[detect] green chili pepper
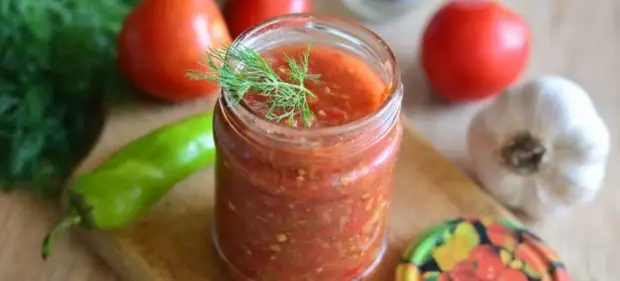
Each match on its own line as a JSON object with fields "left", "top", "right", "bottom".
{"left": 41, "top": 112, "right": 215, "bottom": 259}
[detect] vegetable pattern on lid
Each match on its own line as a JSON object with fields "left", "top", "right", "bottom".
{"left": 397, "top": 217, "right": 571, "bottom": 281}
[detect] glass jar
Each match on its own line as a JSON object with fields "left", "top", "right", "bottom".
{"left": 212, "top": 14, "right": 403, "bottom": 281}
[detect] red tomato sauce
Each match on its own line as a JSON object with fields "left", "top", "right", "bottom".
{"left": 213, "top": 43, "right": 401, "bottom": 280}
{"left": 244, "top": 44, "right": 389, "bottom": 128}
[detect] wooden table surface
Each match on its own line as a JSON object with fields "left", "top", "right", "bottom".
{"left": 1, "top": 0, "right": 618, "bottom": 280}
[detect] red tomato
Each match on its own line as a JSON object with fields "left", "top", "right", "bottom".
{"left": 117, "top": 0, "right": 231, "bottom": 102}
{"left": 224, "top": 0, "right": 312, "bottom": 39}
{"left": 420, "top": 0, "right": 531, "bottom": 102}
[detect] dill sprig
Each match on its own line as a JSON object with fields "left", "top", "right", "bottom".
{"left": 187, "top": 44, "right": 320, "bottom": 127}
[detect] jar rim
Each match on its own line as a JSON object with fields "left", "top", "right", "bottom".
{"left": 219, "top": 13, "right": 402, "bottom": 142}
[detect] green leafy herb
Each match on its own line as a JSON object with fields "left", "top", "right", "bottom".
{"left": 0, "top": 0, "right": 139, "bottom": 199}
{"left": 187, "top": 45, "right": 320, "bottom": 127}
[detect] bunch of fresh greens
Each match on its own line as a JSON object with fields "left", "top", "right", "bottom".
{"left": 0, "top": 0, "right": 139, "bottom": 199}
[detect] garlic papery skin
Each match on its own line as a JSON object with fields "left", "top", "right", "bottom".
{"left": 467, "top": 76, "right": 611, "bottom": 218}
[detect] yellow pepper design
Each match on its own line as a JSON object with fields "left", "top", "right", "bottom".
{"left": 431, "top": 222, "right": 480, "bottom": 271}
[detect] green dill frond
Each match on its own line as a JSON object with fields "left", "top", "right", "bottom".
{"left": 187, "top": 44, "right": 320, "bottom": 127}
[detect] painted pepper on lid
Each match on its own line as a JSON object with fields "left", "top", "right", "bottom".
{"left": 396, "top": 217, "right": 571, "bottom": 281}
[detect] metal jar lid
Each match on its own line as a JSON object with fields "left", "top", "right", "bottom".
{"left": 396, "top": 217, "right": 571, "bottom": 281}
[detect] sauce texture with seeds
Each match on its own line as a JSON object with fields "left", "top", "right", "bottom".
{"left": 213, "top": 43, "right": 402, "bottom": 280}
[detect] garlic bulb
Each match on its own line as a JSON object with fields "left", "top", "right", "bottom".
{"left": 467, "top": 76, "right": 610, "bottom": 218}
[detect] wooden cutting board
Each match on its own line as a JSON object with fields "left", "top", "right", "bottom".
{"left": 64, "top": 99, "right": 517, "bottom": 281}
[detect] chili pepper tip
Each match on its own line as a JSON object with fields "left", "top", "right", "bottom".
{"left": 41, "top": 214, "right": 82, "bottom": 260}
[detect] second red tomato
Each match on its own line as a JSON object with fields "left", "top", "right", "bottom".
{"left": 117, "top": 0, "right": 231, "bottom": 102}
{"left": 421, "top": 0, "right": 531, "bottom": 102}
{"left": 224, "top": 0, "right": 313, "bottom": 39}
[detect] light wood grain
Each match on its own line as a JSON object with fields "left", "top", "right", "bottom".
{"left": 1, "top": 0, "right": 618, "bottom": 280}
{"left": 66, "top": 99, "right": 514, "bottom": 281}
{"left": 0, "top": 192, "right": 116, "bottom": 281}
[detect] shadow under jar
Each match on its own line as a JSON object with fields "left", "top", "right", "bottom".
{"left": 212, "top": 14, "right": 403, "bottom": 281}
